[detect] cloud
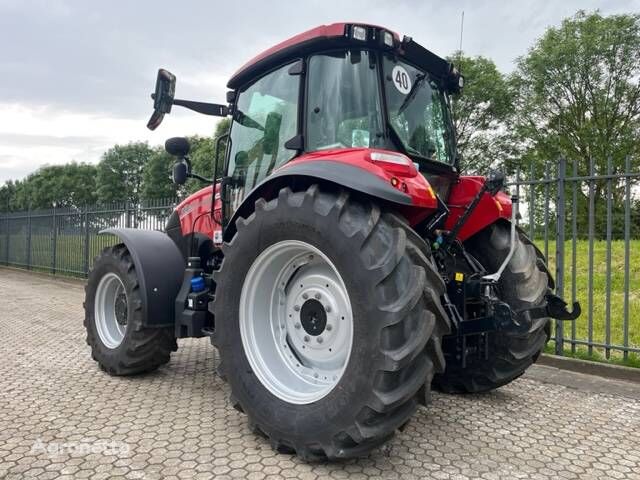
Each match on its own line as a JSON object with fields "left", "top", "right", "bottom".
{"left": 0, "top": 102, "right": 221, "bottom": 181}
{"left": 0, "top": 0, "right": 638, "bottom": 182}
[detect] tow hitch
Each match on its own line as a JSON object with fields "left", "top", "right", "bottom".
{"left": 447, "top": 279, "right": 580, "bottom": 335}
{"left": 444, "top": 272, "right": 581, "bottom": 367}
{"left": 521, "top": 293, "right": 581, "bottom": 322}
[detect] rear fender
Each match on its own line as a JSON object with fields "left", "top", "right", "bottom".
{"left": 444, "top": 176, "right": 512, "bottom": 241}
{"left": 100, "top": 228, "right": 185, "bottom": 327}
{"left": 224, "top": 152, "right": 439, "bottom": 242}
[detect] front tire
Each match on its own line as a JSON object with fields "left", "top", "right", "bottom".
{"left": 213, "top": 186, "right": 450, "bottom": 460}
{"left": 84, "top": 245, "right": 177, "bottom": 375}
{"left": 434, "top": 223, "right": 551, "bottom": 393}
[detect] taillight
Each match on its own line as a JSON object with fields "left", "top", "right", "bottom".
{"left": 368, "top": 150, "right": 418, "bottom": 177}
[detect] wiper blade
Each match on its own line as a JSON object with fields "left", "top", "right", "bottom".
{"left": 397, "top": 73, "right": 426, "bottom": 116}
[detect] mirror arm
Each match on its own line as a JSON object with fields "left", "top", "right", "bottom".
{"left": 188, "top": 172, "right": 213, "bottom": 183}
{"left": 172, "top": 99, "right": 229, "bottom": 117}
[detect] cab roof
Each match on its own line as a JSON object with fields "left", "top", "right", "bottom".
{"left": 227, "top": 22, "right": 460, "bottom": 93}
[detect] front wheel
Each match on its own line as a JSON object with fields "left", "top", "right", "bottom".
{"left": 213, "top": 186, "right": 450, "bottom": 460}
{"left": 84, "top": 245, "right": 177, "bottom": 375}
{"left": 434, "top": 223, "right": 551, "bottom": 393}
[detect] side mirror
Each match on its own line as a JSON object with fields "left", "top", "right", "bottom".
{"left": 165, "top": 137, "right": 190, "bottom": 158}
{"left": 172, "top": 162, "right": 188, "bottom": 185}
{"left": 486, "top": 170, "right": 505, "bottom": 196}
{"left": 147, "top": 69, "right": 176, "bottom": 130}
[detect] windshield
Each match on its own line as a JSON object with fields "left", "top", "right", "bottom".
{"left": 383, "top": 55, "right": 455, "bottom": 164}
{"left": 306, "top": 50, "right": 385, "bottom": 151}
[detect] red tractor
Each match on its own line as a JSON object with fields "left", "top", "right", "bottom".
{"left": 84, "top": 23, "right": 579, "bottom": 460}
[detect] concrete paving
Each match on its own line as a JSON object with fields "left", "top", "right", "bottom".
{"left": 1, "top": 266, "right": 639, "bottom": 480}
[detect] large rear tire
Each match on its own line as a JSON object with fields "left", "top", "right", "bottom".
{"left": 434, "top": 222, "right": 551, "bottom": 393}
{"left": 84, "top": 244, "right": 177, "bottom": 375}
{"left": 213, "top": 186, "right": 450, "bottom": 460}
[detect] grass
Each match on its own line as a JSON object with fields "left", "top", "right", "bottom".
{"left": 1, "top": 232, "right": 639, "bottom": 366}
{"left": 541, "top": 238, "right": 640, "bottom": 367}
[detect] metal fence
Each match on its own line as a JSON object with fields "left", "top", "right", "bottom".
{"left": 511, "top": 156, "right": 639, "bottom": 361}
{"left": 1, "top": 161, "right": 638, "bottom": 362}
{"left": 0, "top": 198, "right": 176, "bottom": 277}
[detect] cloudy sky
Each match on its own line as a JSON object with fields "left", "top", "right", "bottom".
{"left": 0, "top": 0, "right": 638, "bottom": 183}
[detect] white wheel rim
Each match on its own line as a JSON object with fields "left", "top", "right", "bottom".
{"left": 94, "top": 272, "right": 128, "bottom": 349}
{"left": 239, "top": 240, "right": 354, "bottom": 404}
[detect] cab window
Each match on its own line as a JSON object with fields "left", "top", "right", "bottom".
{"left": 306, "top": 50, "right": 384, "bottom": 151}
{"left": 226, "top": 63, "right": 300, "bottom": 212}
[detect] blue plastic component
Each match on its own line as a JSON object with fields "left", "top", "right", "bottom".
{"left": 190, "top": 276, "right": 206, "bottom": 293}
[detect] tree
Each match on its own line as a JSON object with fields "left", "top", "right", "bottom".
{"left": 448, "top": 53, "right": 514, "bottom": 173}
{"left": 0, "top": 180, "right": 18, "bottom": 212}
{"left": 512, "top": 10, "right": 640, "bottom": 236}
{"left": 141, "top": 147, "right": 177, "bottom": 200}
{"left": 187, "top": 118, "right": 231, "bottom": 194}
{"left": 0, "top": 164, "right": 98, "bottom": 211}
{"left": 97, "top": 142, "right": 154, "bottom": 206}
{"left": 32, "top": 163, "right": 98, "bottom": 209}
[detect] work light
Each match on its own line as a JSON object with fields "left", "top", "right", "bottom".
{"left": 352, "top": 25, "right": 367, "bottom": 41}
{"left": 383, "top": 31, "right": 394, "bottom": 47}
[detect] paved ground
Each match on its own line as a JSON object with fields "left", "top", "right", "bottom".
{"left": 1, "top": 267, "right": 640, "bottom": 480}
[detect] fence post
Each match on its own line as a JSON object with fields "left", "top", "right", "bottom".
{"left": 570, "top": 159, "right": 578, "bottom": 353}
{"left": 125, "top": 200, "right": 131, "bottom": 228}
{"left": 84, "top": 205, "right": 90, "bottom": 276}
{"left": 604, "top": 155, "right": 613, "bottom": 359}
{"left": 26, "top": 206, "right": 32, "bottom": 270}
{"left": 529, "top": 161, "right": 534, "bottom": 240}
{"left": 52, "top": 205, "right": 57, "bottom": 274}
{"left": 515, "top": 166, "right": 521, "bottom": 226}
{"left": 554, "top": 156, "right": 566, "bottom": 355}
{"left": 623, "top": 155, "right": 631, "bottom": 361}
{"left": 543, "top": 160, "right": 550, "bottom": 261}
{"left": 4, "top": 215, "right": 9, "bottom": 265}
{"left": 587, "top": 156, "right": 595, "bottom": 356}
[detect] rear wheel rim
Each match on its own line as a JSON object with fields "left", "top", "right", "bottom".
{"left": 240, "top": 240, "right": 354, "bottom": 405}
{"left": 94, "top": 272, "right": 128, "bottom": 349}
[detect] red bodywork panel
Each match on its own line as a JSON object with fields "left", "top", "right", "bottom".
{"left": 444, "top": 176, "right": 512, "bottom": 241}
{"left": 174, "top": 184, "right": 223, "bottom": 244}
{"left": 173, "top": 148, "right": 437, "bottom": 243}
{"left": 283, "top": 148, "right": 438, "bottom": 224}
{"left": 173, "top": 154, "right": 511, "bottom": 246}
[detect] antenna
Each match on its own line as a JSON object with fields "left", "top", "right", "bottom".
{"left": 458, "top": 11, "right": 465, "bottom": 58}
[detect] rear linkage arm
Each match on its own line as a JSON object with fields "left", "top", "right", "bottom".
{"left": 432, "top": 171, "right": 580, "bottom": 367}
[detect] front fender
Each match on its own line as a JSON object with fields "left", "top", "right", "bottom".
{"left": 444, "top": 176, "right": 512, "bottom": 241}
{"left": 100, "top": 228, "right": 184, "bottom": 327}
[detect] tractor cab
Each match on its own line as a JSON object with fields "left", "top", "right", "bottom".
{"left": 226, "top": 44, "right": 459, "bottom": 215}
{"left": 149, "top": 23, "right": 463, "bottom": 227}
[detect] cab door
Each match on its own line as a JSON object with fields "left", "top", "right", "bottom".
{"left": 223, "top": 62, "right": 301, "bottom": 222}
